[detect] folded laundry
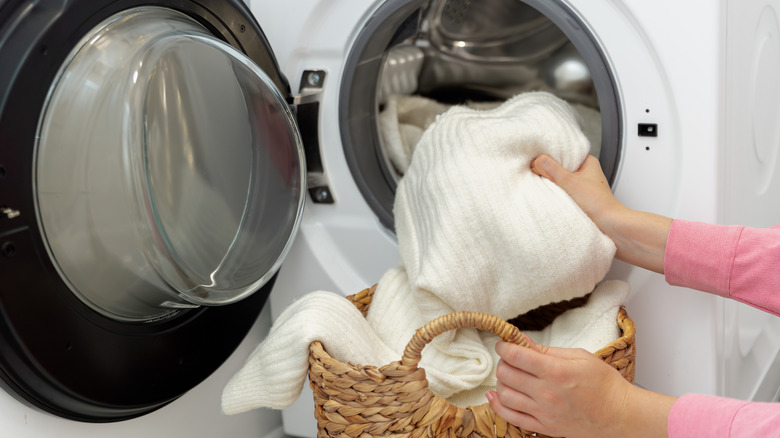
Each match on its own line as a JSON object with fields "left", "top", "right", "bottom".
{"left": 222, "top": 91, "right": 624, "bottom": 414}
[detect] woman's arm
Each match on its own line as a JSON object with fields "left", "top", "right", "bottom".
{"left": 503, "top": 154, "right": 780, "bottom": 437}
{"left": 665, "top": 220, "right": 780, "bottom": 316}
{"left": 533, "top": 153, "right": 780, "bottom": 315}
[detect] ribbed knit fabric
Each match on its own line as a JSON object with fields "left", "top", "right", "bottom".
{"left": 378, "top": 93, "right": 603, "bottom": 177}
{"left": 378, "top": 95, "right": 499, "bottom": 175}
{"left": 220, "top": 272, "right": 627, "bottom": 413}
{"left": 221, "top": 92, "right": 624, "bottom": 415}
{"left": 221, "top": 290, "right": 392, "bottom": 413}
{"left": 394, "top": 92, "right": 616, "bottom": 325}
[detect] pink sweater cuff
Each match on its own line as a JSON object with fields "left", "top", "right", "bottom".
{"left": 668, "top": 394, "right": 748, "bottom": 437}
{"left": 663, "top": 220, "right": 743, "bottom": 298}
{"left": 669, "top": 393, "right": 780, "bottom": 437}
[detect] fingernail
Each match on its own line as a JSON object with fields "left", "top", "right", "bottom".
{"left": 485, "top": 391, "right": 494, "bottom": 402}
{"left": 531, "top": 155, "right": 547, "bottom": 173}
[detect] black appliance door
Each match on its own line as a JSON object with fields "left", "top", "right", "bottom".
{"left": 0, "top": 0, "right": 304, "bottom": 422}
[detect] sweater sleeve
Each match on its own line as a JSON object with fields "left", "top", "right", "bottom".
{"left": 668, "top": 394, "right": 780, "bottom": 437}
{"left": 665, "top": 220, "right": 780, "bottom": 436}
{"left": 664, "top": 219, "right": 780, "bottom": 316}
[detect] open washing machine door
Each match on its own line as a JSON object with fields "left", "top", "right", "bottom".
{"left": 0, "top": 0, "right": 304, "bottom": 422}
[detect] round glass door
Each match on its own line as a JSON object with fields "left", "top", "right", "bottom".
{"left": 34, "top": 7, "right": 305, "bottom": 322}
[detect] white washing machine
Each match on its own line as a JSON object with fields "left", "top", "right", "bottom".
{"left": 3, "top": 0, "right": 780, "bottom": 437}
{"left": 243, "top": 0, "right": 780, "bottom": 436}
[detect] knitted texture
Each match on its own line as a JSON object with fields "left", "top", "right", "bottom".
{"left": 394, "top": 91, "right": 616, "bottom": 325}
{"left": 221, "top": 291, "right": 387, "bottom": 412}
{"left": 221, "top": 92, "right": 624, "bottom": 415}
{"left": 378, "top": 94, "right": 602, "bottom": 177}
{"left": 221, "top": 273, "right": 628, "bottom": 413}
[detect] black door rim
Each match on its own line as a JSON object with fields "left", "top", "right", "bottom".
{"left": 0, "top": 0, "right": 286, "bottom": 422}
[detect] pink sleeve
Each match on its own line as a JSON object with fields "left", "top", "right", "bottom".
{"left": 668, "top": 394, "right": 780, "bottom": 437}
{"left": 664, "top": 219, "right": 780, "bottom": 316}
{"left": 665, "top": 220, "right": 780, "bottom": 435}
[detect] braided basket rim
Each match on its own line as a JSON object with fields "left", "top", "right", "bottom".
{"left": 308, "top": 285, "right": 636, "bottom": 437}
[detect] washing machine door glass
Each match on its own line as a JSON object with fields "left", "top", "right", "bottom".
{"left": 34, "top": 7, "right": 305, "bottom": 322}
{"left": 427, "top": 0, "right": 568, "bottom": 63}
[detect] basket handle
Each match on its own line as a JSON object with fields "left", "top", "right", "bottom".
{"left": 400, "top": 311, "right": 529, "bottom": 368}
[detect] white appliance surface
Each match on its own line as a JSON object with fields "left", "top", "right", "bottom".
{"left": 246, "top": 0, "right": 780, "bottom": 436}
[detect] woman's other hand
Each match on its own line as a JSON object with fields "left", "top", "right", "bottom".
{"left": 486, "top": 337, "right": 676, "bottom": 438}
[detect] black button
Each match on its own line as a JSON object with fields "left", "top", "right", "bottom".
{"left": 638, "top": 123, "right": 658, "bottom": 137}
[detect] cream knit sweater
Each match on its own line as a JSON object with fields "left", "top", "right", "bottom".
{"left": 222, "top": 92, "right": 625, "bottom": 414}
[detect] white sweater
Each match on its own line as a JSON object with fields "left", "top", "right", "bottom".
{"left": 221, "top": 92, "right": 625, "bottom": 414}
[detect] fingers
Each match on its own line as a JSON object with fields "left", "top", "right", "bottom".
{"left": 493, "top": 380, "right": 536, "bottom": 414}
{"left": 495, "top": 340, "right": 542, "bottom": 377}
{"left": 491, "top": 336, "right": 637, "bottom": 437}
{"left": 575, "top": 155, "right": 611, "bottom": 187}
{"left": 494, "top": 354, "right": 541, "bottom": 397}
{"left": 485, "top": 389, "right": 544, "bottom": 433}
{"left": 530, "top": 154, "right": 569, "bottom": 183}
{"left": 494, "top": 339, "right": 579, "bottom": 377}
{"left": 530, "top": 154, "right": 620, "bottom": 228}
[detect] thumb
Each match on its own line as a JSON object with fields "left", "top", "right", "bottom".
{"left": 530, "top": 154, "right": 570, "bottom": 185}
{"left": 521, "top": 334, "right": 589, "bottom": 360}
{"left": 496, "top": 336, "right": 583, "bottom": 365}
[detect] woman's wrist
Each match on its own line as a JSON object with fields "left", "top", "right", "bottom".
{"left": 615, "top": 384, "right": 676, "bottom": 438}
{"left": 598, "top": 207, "right": 673, "bottom": 274}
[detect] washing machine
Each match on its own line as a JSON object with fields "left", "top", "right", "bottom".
{"left": 4, "top": 0, "right": 780, "bottom": 436}
{"left": 242, "top": 0, "right": 780, "bottom": 436}
{"left": 0, "top": 0, "right": 303, "bottom": 436}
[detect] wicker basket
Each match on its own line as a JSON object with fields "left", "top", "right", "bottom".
{"left": 308, "top": 285, "right": 636, "bottom": 438}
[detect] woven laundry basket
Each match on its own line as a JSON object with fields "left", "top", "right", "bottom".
{"left": 308, "top": 285, "right": 636, "bottom": 438}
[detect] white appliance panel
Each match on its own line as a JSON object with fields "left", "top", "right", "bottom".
{"left": 723, "top": 0, "right": 780, "bottom": 403}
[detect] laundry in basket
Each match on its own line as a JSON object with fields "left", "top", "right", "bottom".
{"left": 222, "top": 92, "right": 632, "bottom": 437}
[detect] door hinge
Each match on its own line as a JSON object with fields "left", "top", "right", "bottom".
{"left": 293, "top": 70, "right": 334, "bottom": 204}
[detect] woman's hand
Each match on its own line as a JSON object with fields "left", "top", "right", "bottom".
{"left": 487, "top": 337, "right": 676, "bottom": 438}
{"left": 531, "top": 154, "right": 673, "bottom": 274}
{"left": 531, "top": 154, "right": 623, "bottom": 228}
